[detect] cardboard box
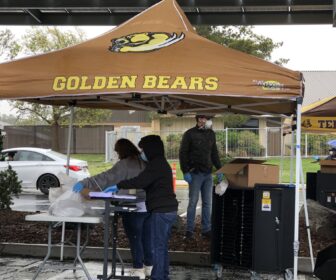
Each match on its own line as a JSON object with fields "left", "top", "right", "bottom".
{"left": 320, "top": 160, "right": 336, "bottom": 174}
{"left": 216, "top": 158, "right": 279, "bottom": 188}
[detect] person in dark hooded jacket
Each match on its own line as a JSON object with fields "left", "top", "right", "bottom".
{"left": 104, "top": 135, "right": 178, "bottom": 280}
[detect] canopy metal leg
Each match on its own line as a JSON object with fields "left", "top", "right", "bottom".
{"left": 294, "top": 99, "right": 302, "bottom": 280}
{"left": 299, "top": 157, "right": 315, "bottom": 272}
{"left": 61, "top": 105, "right": 75, "bottom": 261}
{"left": 290, "top": 118, "right": 295, "bottom": 185}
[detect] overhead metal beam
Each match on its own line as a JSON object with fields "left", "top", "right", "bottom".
{"left": 333, "top": 0, "right": 336, "bottom": 27}
{"left": 0, "top": 11, "right": 332, "bottom": 25}
{"left": 24, "top": 9, "right": 42, "bottom": 24}
{"left": 0, "top": 1, "right": 239, "bottom": 8}
{"left": 0, "top": 0, "right": 333, "bottom": 26}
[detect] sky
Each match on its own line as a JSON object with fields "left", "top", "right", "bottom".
{"left": 1, "top": 24, "right": 336, "bottom": 116}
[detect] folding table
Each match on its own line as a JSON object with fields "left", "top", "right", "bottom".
{"left": 25, "top": 213, "right": 102, "bottom": 280}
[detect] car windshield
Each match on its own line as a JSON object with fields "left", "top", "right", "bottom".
{"left": 46, "top": 150, "right": 68, "bottom": 160}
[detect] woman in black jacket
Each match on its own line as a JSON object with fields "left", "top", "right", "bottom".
{"left": 104, "top": 135, "right": 178, "bottom": 280}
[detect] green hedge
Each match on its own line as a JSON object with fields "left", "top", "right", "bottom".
{"left": 0, "top": 165, "right": 22, "bottom": 209}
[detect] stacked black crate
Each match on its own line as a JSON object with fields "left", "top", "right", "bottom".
{"left": 211, "top": 184, "right": 295, "bottom": 273}
{"left": 253, "top": 184, "right": 295, "bottom": 272}
{"left": 211, "top": 188, "right": 254, "bottom": 269}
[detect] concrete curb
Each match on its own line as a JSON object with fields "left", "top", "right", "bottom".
{"left": 0, "top": 243, "right": 314, "bottom": 273}
{"left": 176, "top": 180, "right": 188, "bottom": 188}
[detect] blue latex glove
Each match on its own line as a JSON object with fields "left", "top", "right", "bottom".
{"left": 103, "top": 185, "right": 119, "bottom": 193}
{"left": 73, "top": 182, "right": 84, "bottom": 193}
{"left": 183, "top": 172, "right": 192, "bottom": 184}
{"left": 216, "top": 173, "right": 224, "bottom": 183}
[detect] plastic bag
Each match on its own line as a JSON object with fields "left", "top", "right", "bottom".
{"left": 49, "top": 190, "right": 86, "bottom": 217}
{"left": 48, "top": 172, "right": 105, "bottom": 217}
{"left": 48, "top": 172, "right": 78, "bottom": 203}
{"left": 215, "top": 177, "right": 229, "bottom": 196}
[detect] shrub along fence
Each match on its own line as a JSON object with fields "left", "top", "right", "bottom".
{"left": 163, "top": 128, "right": 333, "bottom": 160}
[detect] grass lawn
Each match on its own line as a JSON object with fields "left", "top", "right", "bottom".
{"left": 72, "top": 154, "right": 320, "bottom": 183}
{"left": 265, "top": 157, "right": 320, "bottom": 183}
{"left": 71, "top": 154, "right": 112, "bottom": 175}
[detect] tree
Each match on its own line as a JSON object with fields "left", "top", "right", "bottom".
{"left": 2, "top": 27, "right": 112, "bottom": 151}
{"left": 0, "top": 29, "right": 21, "bottom": 60}
{"left": 0, "top": 114, "right": 17, "bottom": 125}
{"left": 195, "top": 26, "right": 289, "bottom": 64}
{"left": 217, "top": 114, "right": 250, "bottom": 128}
{"left": 195, "top": 25, "right": 289, "bottom": 127}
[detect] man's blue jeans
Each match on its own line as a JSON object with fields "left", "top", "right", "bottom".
{"left": 150, "top": 212, "right": 177, "bottom": 280}
{"left": 121, "top": 212, "right": 153, "bottom": 268}
{"left": 186, "top": 172, "right": 213, "bottom": 233}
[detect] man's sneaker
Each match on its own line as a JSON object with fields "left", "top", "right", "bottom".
{"left": 201, "top": 230, "right": 211, "bottom": 239}
{"left": 129, "top": 268, "right": 145, "bottom": 279}
{"left": 184, "top": 231, "right": 194, "bottom": 240}
{"left": 144, "top": 265, "right": 153, "bottom": 277}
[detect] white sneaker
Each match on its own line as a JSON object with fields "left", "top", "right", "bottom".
{"left": 144, "top": 265, "right": 153, "bottom": 277}
{"left": 129, "top": 268, "right": 145, "bottom": 279}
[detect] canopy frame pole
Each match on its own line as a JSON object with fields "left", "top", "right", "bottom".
{"left": 60, "top": 104, "right": 75, "bottom": 262}
{"left": 66, "top": 105, "right": 74, "bottom": 176}
{"left": 279, "top": 124, "right": 284, "bottom": 183}
{"left": 290, "top": 117, "right": 295, "bottom": 184}
{"left": 299, "top": 156, "right": 315, "bottom": 272}
{"left": 170, "top": 95, "right": 288, "bottom": 116}
{"left": 293, "top": 97, "right": 303, "bottom": 280}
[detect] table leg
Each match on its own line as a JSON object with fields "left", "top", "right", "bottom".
{"left": 32, "top": 223, "right": 52, "bottom": 280}
{"left": 102, "top": 200, "right": 111, "bottom": 279}
{"left": 60, "top": 222, "right": 65, "bottom": 261}
{"left": 111, "top": 213, "right": 118, "bottom": 276}
{"left": 117, "top": 250, "right": 125, "bottom": 275}
{"left": 75, "top": 223, "right": 92, "bottom": 279}
{"left": 73, "top": 224, "right": 90, "bottom": 269}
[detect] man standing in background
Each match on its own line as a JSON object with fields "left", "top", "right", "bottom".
{"left": 179, "top": 114, "right": 223, "bottom": 240}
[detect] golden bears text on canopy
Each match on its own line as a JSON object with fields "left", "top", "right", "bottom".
{"left": 52, "top": 75, "right": 219, "bottom": 92}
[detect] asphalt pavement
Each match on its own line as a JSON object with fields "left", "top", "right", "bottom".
{"left": 0, "top": 256, "right": 316, "bottom": 280}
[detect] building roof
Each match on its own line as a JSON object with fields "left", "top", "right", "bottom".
{"left": 302, "top": 71, "right": 336, "bottom": 107}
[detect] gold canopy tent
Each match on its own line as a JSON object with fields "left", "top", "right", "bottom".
{"left": 0, "top": 0, "right": 306, "bottom": 278}
{"left": 0, "top": 0, "right": 302, "bottom": 116}
{"left": 301, "top": 96, "right": 336, "bottom": 132}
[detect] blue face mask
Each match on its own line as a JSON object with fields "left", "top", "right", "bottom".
{"left": 140, "top": 151, "right": 148, "bottom": 162}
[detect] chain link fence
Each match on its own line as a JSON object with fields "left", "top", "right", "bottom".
{"left": 105, "top": 127, "right": 288, "bottom": 161}
{"left": 161, "top": 128, "right": 282, "bottom": 160}
{"left": 106, "top": 128, "right": 334, "bottom": 161}
{"left": 2, "top": 125, "right": 333, "bottom": 160}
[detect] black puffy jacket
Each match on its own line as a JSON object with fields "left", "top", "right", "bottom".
{"left": 179, "top": 126, "right": 222, "bottom": 174}
{"left": 117, "top": 135, "right": 178, "bottom": 213}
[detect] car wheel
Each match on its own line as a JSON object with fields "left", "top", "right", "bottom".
{"left": 37, "top": 174, "right": 60, "bottom": 195}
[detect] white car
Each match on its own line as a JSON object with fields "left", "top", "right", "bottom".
{"left": 0, "top": 147, "right": 90, "bottom": 195}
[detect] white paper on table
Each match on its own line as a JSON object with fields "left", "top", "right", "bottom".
{"left": 89, "top": 192, "right": 137, "bottom": 200}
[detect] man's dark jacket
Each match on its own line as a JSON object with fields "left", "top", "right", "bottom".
{"left": 117, "top": 135, "right": 178, "bottom": 213}
{"left": 179, "top": 126, "right": 222, "bottom": 174}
